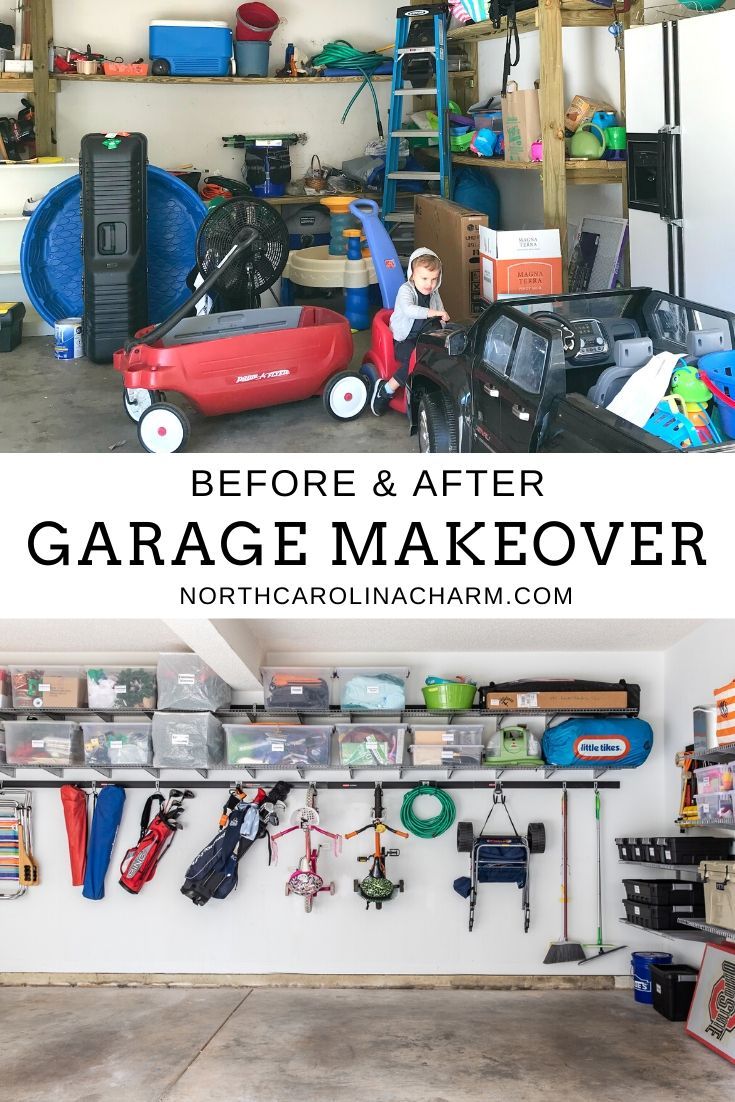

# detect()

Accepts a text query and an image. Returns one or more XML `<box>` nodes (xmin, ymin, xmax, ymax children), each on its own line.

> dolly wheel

<box><xmin>323</xmin><ymin>371</ymin><xmax>369</xmax><ymax>421</ymax></box>
<box><xmin>137</xmin><ymin>402</ymin><xmax>190</xmax><ymax>453</ymax></box>
<box><xmin>353</xmin><ymin>879</ymin><xmax>360</xmax><ymax>893</ymax></box>
<box><xmin>528</xmin><ymin>822</ymin><xmax>546</xmax><ymax>855</ymax></box>
<box><xmin>123</xmin><ymin>386</ymin><xmax>165</xmax><ymax>423</ymax></box>
<box><xmin>457</xmin><ymin>821</ymin><xmax>475</xmax><ymax>853</ymax></box>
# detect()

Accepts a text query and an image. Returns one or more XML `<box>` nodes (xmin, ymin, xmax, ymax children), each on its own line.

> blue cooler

<box><xmin>149</xmin><ymin>20</ymin><xmax>233</xmax><ymax>77</ymax></box>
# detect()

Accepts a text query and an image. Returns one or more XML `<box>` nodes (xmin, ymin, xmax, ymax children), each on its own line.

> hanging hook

<box><xmin>154</xmin><ymin>777</ymin><xmax>160</xmax><ymax>793</ymax></box>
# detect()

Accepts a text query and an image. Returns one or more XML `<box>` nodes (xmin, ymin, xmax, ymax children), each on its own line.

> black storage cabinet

<box><xmin>80</xmin><ymin>132</ymin><xmax>148</xmax><ymax>363</ymax></box>
<box><xmin>649</xmin><ymin>964</ymin><xmax>699</xmax><ymax>1021</ymax></box>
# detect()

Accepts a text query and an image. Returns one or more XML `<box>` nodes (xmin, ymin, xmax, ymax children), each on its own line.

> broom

<box><xmin>578</xmin><ymin>786</ymin><xmax>625</xmax><ymax>964</ymax></box>
<box><xmin>544</xmin><ymin>784</ymin><xmax>586</xmax><ymax>964</ymax></box>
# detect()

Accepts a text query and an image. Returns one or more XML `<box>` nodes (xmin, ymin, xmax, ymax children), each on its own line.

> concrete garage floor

<box><xmin>0</xmin><ymin>331</ymin><xmax>413</xmax><ymax>453</ymax></box>
<box><xmin>3</xmin><ymin>988</ymin><xmax>731</xmax><ymax>1102</ymax></box>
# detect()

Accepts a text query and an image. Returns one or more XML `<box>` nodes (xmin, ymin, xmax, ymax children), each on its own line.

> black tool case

<box><xmin>80</xmin><ymin>132</ymin><xmax>148</xmax><ymax>363</ymax></box>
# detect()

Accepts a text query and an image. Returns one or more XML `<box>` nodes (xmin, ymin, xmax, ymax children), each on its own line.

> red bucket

<box><xmin>236</xmin><ymin>3</ymin><xmax>280</xmax><ymax>41</ymax></box>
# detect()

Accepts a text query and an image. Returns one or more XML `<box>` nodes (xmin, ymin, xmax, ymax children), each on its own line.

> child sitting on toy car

<box><xmin>371</xmin><ymin>248</ymin><xmax>449</xmax><ymax>416</ymax></box>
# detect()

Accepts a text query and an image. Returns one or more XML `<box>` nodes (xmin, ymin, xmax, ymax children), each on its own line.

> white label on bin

<box><xmin>114</xmin><ymin>685</ymin><xmax>127</xmax><ymax>694</ymax></box>
<box><xmin>289</xmin><ymin>686</ymin><xmax>303</xmax><ymax>696</ymax></box>
<box><xmin>673</xmin><ymin>906</ymin><xmax>693</xmax><ymax>913</ymax></box>
<box><xmin>31</xmin><ymin>739</ymin><xmax>45</xmax><ymax>748</ymax></box>
<box><xmin>441</xmin><ymin>750</ymin><xmax>454</xmax><ymax>761</ymax></box>
<box><xmin>38</xmin><ymin>684</ymin><xmax>50</xmax><ymax>693</ymax></box>
<box><xmin>633</xmin><ymin>884</ymin><xmax>640</xmax><ymax>893</ymax></box>
<box><xmin>655</xmin><ymin>984</ymin><xmax>662</xmax><ymax>994</ymax></box>
<box><xmin>366</xmin><ymin>686</ymin><xmax>379</xmax><ymax>695</ymax></box>
<box><xmin>271</xmin><ymin>742</ymin><xmax>285</xmax><ymax>753</ymax></box>
<box><xmin>171</xmin><ymin>733</ymin><xmax>189</xmax><ymax>745</ymax></box>
<box><xmin>178</xmin><ymin>674</ymin><xmax>196</xmax><ymax>685</ymax></box>
<box><xmin>442</xmin><ymin>732</ymin><xmax>455</xmax><ymax>743</ymax></box>
<box><xmin>634</xmin><ymin>905</ymin><xmax>641</xmax><ymax>915</ymax></box>
<box><xmin>110</xmin><ymin>740</ymin><xmax>123</xmax><ymax>749</ymax></box>
<box><xmin>518</xmin><ymin>693</ymin><xmax>538</xmax><ymax>708</ymax></box>
<box><xmin>664</xmin><ymin>850</ymin><xmax>672</xmax><ymax>861</ymax></box>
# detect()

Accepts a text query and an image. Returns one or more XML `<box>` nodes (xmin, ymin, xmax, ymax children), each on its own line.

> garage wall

<box><xmin>0</xmin><ymin>647</ymin><xmax>664</xmax><ymax>976</ymax></box>
<box><xmin>662</xmin><ymin>621</ymin><xmax>735</xmax><ymax>968</ymax></box>
<box><xmin>51</xmin><ymin>0</ymin><xmax>396</xmax><ymax>178</ymax></box>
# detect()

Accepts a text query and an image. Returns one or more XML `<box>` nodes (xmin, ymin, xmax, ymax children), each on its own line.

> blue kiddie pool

<box><xmin>20</xmin><ymin>165</ymin><xmax>206</xmax><ymax>327</ymax></box>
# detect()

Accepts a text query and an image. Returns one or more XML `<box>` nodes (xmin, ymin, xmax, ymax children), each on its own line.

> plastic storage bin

<box><xmin>10</xmin><ymin>667</ymin><xmax>86</xmax><ymax>709</ymax></box>
<box><xmin>224</xmin><ymin>724</ymin><xmax>331</xmax><ymax>767</ymax></box>
<box><xmin>262</xmin><ymin>668</ymin><xmax>333</xmax><ymax>711</ymax></box>
<box><xmin>4</xmin><ymin>721</ymin><xmax>83</xmax><ymax>766</ymax></box>
<box><xmin>639</xmin><ymin>837</ymin><xmax>660</xmax><ymax>862</ymax></box>
<box><xmin>336</xmin><ymin>724</ymin><xmax>405</xmax><ymax>767</ymax></box>
<box><xmin>616</xmin><ymin>837</ymin><xmax>635</xmax><ymax>862</ymax></box>
<box><xmin>86</xmin><ymin>667</ymin><xmax>157</xmax><ymax>711</ymax></box>
<box><xmin>0</xmin><ymin>668</ymin><xmax>10</xmax><ymax>709</ymax></box>
<box><xmin>149</xmin><ymin>21</ymin><xmax>233</xmax><ymax>77</ymax></box>
<box><xmin>82</xmin><ymin>721</ymin><xmax>153</xmax><ymax>767</ymax></box>
<box><xmin>699</xmin><ymin>859</ymin><xmax>735</xmax><ymax>930</ymax></box>
<box><xmin>656</xmin><ymin>835</ymin><xmax>733</xmax><ymax>864</ymax></box>
<box><xmin>622</xmin><ymin>896</ymin><xmax>704</xmax><ymax>930</ymax></box>
<box><xmin>649</xmin><ymin>964</ymin><xmax>699</xmax><ymax>1021</ymax></box>
<box><xmin>629</xmin><ymin>838</ymin><xmax>649</xmax><ymax>863</ymax></box>
<box><xmin>622</xmin><ymin>879</ymin><xmax>704</xmax><ymax>907</ymax></box>
<box><xmin>694</xmin><ymin>764</ymin><xmax>733</xmax><ymax>794</ymax></box>
<box><xmin>157</xmin><ymin>654</ymin><xmax>232</xmax><ymax>712</ymax></box>
<box><xmin>411</xmin><ymin>725</ymin><xmax>484</xmax><ymax>746</ymax></box>
<box><xmin>336</xmin><ymin>667</ymin><xmax>409</xmax><ymax>711</ymax></box>
<box><xmin>695</xmin><ymin>791</ymin><xmax>734</xmax><ymax>822</ymax></box>
<box><xmin>152</xmin><ymin>712</ymin><xmax>225</xmax><ymax>768</ymax></box>
<box><xmin>408</xmin><ymin>744</ymin><xmax>483</xmax><ymax>767</ymax></box>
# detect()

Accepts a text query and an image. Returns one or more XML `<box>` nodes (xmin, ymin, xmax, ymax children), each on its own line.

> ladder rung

<box><xmin>397</xmin><ymin>47</ymin><xmax>437</xmax><ymax>57</ymax></box>
<box><xmin>384</xmin><ymin>212</ymin><xmax>416</xmax><ymax>223</ymax></box>
<box><xmin>390</xmin><ymin>130</ymin><xmax>437</xmax><ymax>139</ymax></box>
<box><xmin>388</xmin><ymin>171</ymin><xmax>441</xmax><ymax>181</ymax></box>
<box><xmin>393</xmin><ymin>87</ymin><xmax>438</xmax><ymax>96</ymax></box>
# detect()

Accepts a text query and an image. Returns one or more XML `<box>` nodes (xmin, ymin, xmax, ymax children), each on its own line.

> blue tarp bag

<box><xmin>82</xmin><ymin>784</ymin><xmax>126</xmax><ymax>900</ymax></box>
<box><xmin>542</xmin><ymin>717</ymin><xmax>653</xmax><ymax>768</ymax></box>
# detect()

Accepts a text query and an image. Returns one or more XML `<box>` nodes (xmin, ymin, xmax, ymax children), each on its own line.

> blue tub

<box><xmin>150</xmin><ymin>21</ymin><xmax>233</xmax><ymax>77</ymax></box>
<box><xmin>699</xmin><ymin>350</ymin><xmax>735</xmax><ymax>438</ymax></box>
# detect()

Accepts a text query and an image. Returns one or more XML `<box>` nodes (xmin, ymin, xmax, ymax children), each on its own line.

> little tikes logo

<box><xmin>706</xmin><ymin>960</ymin><xmax>735</xmax><ymax>1042</ymax></box>
<box><xmin>573</xmin><ymin>734</ymin><xmax>630</xmax><ymax>760</ymax></box>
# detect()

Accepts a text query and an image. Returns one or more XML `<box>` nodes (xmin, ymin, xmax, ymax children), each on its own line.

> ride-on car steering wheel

<box><xmin>530</xmin><ymin>311</ymin><xmax>581</xmax><ymax>361</ymax></box>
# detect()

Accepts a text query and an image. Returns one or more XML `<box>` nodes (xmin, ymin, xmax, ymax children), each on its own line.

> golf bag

<box><xmin>119</xmin><ymin>794</ymin><xmax>175</xmax><ymax>894</ymax></box>
<box><xmin>181</xmin><ymin>781</ymin><xmax>291</xmax><ymax>906</ymax></box>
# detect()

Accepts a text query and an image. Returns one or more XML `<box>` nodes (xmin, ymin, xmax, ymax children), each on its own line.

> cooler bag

<box><xmin>542</xmin><ymin>716</ymin><xmax>654</xmax><ymax>768</ymax></box>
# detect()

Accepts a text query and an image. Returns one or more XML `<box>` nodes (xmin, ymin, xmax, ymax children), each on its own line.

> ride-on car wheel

<box><xmin>323</xmin><ymin>371</ymin><xmax>369</xmax><ymax>421</ymax></box>
<box><xmin>137</xmin><ymin>402</ymin><xmax>190</xmax><ymax>453</ymax></box>
<box><xmin>457</xmin><ymin>821</ymin><xmax>475</xmax><ymax>853</ymax></box>
<box><xmin>417</xmin><ymin>391</ymin><xmax>459</xmax><ymax>453</ymax></box>
<box><xmin>528</xmin><ymin>822</ymin><xmax>546</xmax><ymax>854</ymax></box>
<box><xmin>123</xmin><ymin>387</ymin><xmax>165</xmax><ymax>423</ymax></box>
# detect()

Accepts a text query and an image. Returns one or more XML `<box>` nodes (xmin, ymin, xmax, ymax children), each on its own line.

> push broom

<box><xmin>578</xmin><ymin>785</ymin><xmax>625</xmax><ymax>964</ymax></box>
<box><xmin>544</xmin><ymin>784</ymin><xmax>586</xmax><ymax>964</ymax></box>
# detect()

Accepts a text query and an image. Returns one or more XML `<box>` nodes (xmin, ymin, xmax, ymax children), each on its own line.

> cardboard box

<box><xmin>482</xmin><ymin>690</ymin><xmax>629</xmax><ymax>711</ymax></box>
<box><xmin>40</xmin><ymin>675</ymin><xmax>86</xmax><ymax>708</ymax></box>
<box><xmin>413</xmin><ymin>195</ymin><xmax>488</xmax><ymax>323</ymax></box>
<box><xmin>479</xmin><ymin>225</ymin><xmax>563</xmax><ymax>302</ymax></box>
<box><xmin>565</xmin><ymin>95</ymin><xmax>616</xmax><ymax>134</ymax></box>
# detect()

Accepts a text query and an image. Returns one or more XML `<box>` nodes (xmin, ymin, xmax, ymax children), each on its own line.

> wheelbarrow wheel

<box><xmin>457</xmin><ymin>821</ymin><xmax>475</xmax><ymax>853</ymax></box>
<box><xmin>123</xmin><ymin>386</ymin><xmax>165</xmax><ymax>423</ymax></box>
<box><xmin>528</xmin><ymin>822</ymin><xmax>546</xmax><ymax>854</ymax></box>
<box><xmin>137</xmin><ymin>402</ymin><xmax>190</xmax><ymax>453</ymax></box>
<box><xmin>323</xmin><ymin>371</ymin><xmax>369</xmax><ymax>421</ymax></box>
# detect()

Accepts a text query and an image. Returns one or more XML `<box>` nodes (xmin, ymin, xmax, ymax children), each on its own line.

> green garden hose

<box><xmin>310</xmin><ymin>41</ymin><xmax>388</xmax><ymax>137</ymax></box>
<box><xmin>400</xmin><ymin>785</ymin><xmax>456</xmax><ymax>838</ymax></box>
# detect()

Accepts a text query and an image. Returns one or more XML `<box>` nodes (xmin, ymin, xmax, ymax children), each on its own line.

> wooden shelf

<box><xmin>448</xmin><ymin>2</ymin><xmax>613</xmax><ymax>42</ymax></box>
<box><xmin>55</xmin><ymin>73</ymin><xmax>393</xmax><ymax>87</ymax></box>
<box><xmin>447</xmin><ymin>152</ymin><xmax>624</xmax><ymax>185</ymax></box>
<box><xmin>0</xmin><ymin>78</ymin><xmax>36</xmax><ymax>94</ymax></box>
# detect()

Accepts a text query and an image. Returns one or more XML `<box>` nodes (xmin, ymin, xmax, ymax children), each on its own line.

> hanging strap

<box><xmin>502</xmin><ymin>2</ymin><xmax>521</xmax><ymax>96</ymax></box>
<box><xmin>139</xmin><ymin>793</ymin><xmax>164</xmax><ymax>840</ymax></box>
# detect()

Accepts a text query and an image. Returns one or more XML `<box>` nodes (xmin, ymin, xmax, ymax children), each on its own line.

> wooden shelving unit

<box><xmin>55</xmin><ymin>72</ymin><xmax>394</xmax><ymax>87</ymax></box>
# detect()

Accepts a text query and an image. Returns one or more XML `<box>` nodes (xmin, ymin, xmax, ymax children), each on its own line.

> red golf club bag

<box><xmin>119</xmin><ymin>794</ymin><xmax>175</xmax><ymax>894</ymax></box>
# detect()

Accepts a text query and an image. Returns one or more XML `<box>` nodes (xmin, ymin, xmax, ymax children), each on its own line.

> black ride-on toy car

<box><xmin>453</xmin><ymin>789</ymin><xmax>545</xmax><ymax>932</ymax></box>
<box><xmin>406</xmin><ymin>287</ymin><xmax>735</xmax><ymax>453</ymax></box>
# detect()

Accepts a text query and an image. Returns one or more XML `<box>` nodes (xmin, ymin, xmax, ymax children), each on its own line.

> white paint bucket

<box><xmin>54</xmin><ymin>317</ymin><xmax>83</xmax><ymax>360</ymax></box>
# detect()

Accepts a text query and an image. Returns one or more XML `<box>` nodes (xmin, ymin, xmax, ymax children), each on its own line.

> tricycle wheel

<box><xmin>323</xmin><ymin>371</ymin><xmax>368</xmax><ymax>421</ymax></box>
<box><xmin>398</xmin><ymin>880</ymin><xmax>405</xmax><ymax>893</ymax></box>
<box><xmin>151</xmin><ymin>59</ymin><xmax>170</xmax><ymax>76</ymax></box>
<box><xmin>457</xmin><ymin>821</ymin><xmax>475</xmax><ymax>853</ymax></box>
<box><xmin>137</xmin><ymin>402</ymin><xmax>190</xmax><ymax>453</ymax></box>
<box><xmin>417</xmin><ymin>391</ymin><xmax>458</xmax><ymax>453</ymax></box>
<box><xmin>528</xmin><ymin>822</ymin><xmax>546</xmax><ymax>854</ymax></box>
<box><xmin>123</xmin><ymin>387</ymin><xmax>165</xmax><ymax>424</ymax></box>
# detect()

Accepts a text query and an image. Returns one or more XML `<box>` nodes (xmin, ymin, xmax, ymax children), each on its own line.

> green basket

<box><xmin>422</xmin><ymin>682</ymin><xmax>477</xmax><ymax>710</ymax></box>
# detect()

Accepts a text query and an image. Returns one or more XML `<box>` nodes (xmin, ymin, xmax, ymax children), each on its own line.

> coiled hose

<box><xmin>400</xmin><ymin>785</ymin><xmax>456</xmax><ymax>838</ymax></box>
<box><xmin>310</xmin><ymin>40</ymin><xmax>388</xmax><ymax>137</ymax></box>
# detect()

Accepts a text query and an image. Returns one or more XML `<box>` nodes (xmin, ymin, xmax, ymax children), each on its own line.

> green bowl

<box><xmin>422</xmin><ymin>682</ymin><xmax>477</xmax><ymax>710</ymax></box>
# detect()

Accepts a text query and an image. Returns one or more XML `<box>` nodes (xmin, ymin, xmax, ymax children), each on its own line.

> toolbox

<box><xmin>623</xmin><ymin>878</ymin><xmax>704</xmax><ymax>907</ymax></box>
<box><xmin>622</xmin><ymin>896</ymin><xmax>705</xmax><ymax>930</ymax></box>
<box><xmin>149</xmin><ymin>21</ymin><xmax>233</xmax><ymax>77</ymax></box>
<box><xmin>649</xmin><ymin>964</ymin><xmax>699</xmax><ymax>1022</ymax></box>
<box><xmin>0</xmin><ymin>301</ymin><xmax>24</xmax><ymax>352</ymax></box>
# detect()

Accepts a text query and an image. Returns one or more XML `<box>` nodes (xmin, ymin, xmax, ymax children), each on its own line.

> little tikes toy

<box><xmin>346</xmin><ymin>784</ymin><xmax>408</xmax><ymax>909</ymax></box>
<box><xmin>114</xmin><ymin>197</ymin><xmax>364</xmax><ymax>451</ymax></box>
<box><xmin>119</xmin><ymin>788</ymin><xmax>193</xmax><ymax>895</ymax></box>
<box><xmin>541</xmin><ymin>716</ymin><xmax>654</xmax><ymax>769</ymax></box>
<box><xmin>454</xmin><ymin>787</ymin><xmax>545</xmax><ymax>933</ymax></box>
<box><xmin>271</xmin><ymin>785</ymin><xmax>341</xmax><ymax>912</ymax></box>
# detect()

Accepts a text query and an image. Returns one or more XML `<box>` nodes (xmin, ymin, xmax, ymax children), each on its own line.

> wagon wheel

<box><xmin>137</xmin><ymin>402</ymin><xmax>190</xmax><ymax>453</ymax></box>
<box><xmin>323</xmin><ymin>371</ymin><xmax>369</xmax><ymax>421</ymax></box>
<box><xmin>123</xmin><ymin>387</ymin><xmax>165</xmax><ymax>423</ymax></box>
<box><xmin>528</xmin><ymin>822</ymin><xmax>546</xmax><ymax>854</ymax></box>
<box><xmin>457</xmin><ymin>821</ymin><xmax>475</xmax><ymax>853</ymax></box>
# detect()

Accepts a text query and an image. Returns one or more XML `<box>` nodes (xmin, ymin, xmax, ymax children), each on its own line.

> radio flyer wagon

<box><xmin>454</xmin><ymin>788</ymin><xmax>545</xmax><ymax>932</ymax></box>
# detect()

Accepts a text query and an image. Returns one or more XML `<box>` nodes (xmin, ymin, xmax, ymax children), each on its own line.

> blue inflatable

<box><xmin>542</xmin><ymin>717</ymin><xmax>653</xmax><ymax>769</ymax></box>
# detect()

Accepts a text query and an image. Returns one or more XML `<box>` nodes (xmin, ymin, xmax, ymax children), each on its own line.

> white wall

<box><xmin>0</xmin><ymin>646</ymin><xmax>664</xmax><ymax>976</ymax></box>
<box><xmin>476</xmin><ymin>27</ymin><xmax>624</xmax><ymax>231</ymax></box>
<box><xmin>663</xmin><ymin>620</ymin><xmax>735</xmax><ymax>967</ymax></box>
<box><xmin>51</xmin><ymin>0</ymin><xmax>396</xmax><ymax>176</ymax></box>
